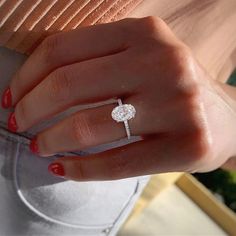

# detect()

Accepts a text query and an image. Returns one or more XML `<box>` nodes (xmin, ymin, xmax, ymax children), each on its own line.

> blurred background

<box><xmin>194</xmin><ymin>169</ymin><xmax>236</xmax><ymax>213</ymax></box>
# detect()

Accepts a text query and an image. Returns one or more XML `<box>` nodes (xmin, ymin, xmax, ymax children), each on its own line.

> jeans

<box><xmin>0</xmin><ymin>46</ymin><xmax>150</xmax><ymax>236</ymax></box>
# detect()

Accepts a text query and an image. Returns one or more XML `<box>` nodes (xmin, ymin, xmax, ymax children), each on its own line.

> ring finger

<box><xmin>31</xmin><ymin>98</ymin><xmax>142</xmax><ymax>157</ymax></box>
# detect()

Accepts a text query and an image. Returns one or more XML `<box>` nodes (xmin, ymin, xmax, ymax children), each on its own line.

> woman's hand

<box><xmin>2</xmin><ymin>16</ymin><xmax>236</xmax><ymax>181</ymax></box>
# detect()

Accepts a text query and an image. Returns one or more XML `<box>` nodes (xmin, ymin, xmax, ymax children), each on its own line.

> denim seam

<box><xmin>0</xmin><ymin>127</ymin><xmax>30</xmax><ymax>145</ymax></box>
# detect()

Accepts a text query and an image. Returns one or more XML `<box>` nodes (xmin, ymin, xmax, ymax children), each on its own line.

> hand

<box><xmin>2</xmin><ymin>17</ymin><xmax>236</xmax><ymax>181</ymax></box>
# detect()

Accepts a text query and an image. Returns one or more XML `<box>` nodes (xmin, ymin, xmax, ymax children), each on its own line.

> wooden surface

<box><xmin>126</xmin><ymin>172</ymin><xmax>184</xmax><ymax>222</ymax></box>
<box><xmin>118</xmin><ymin>184</ymin><xmax>227</xmax><ymax>236</ymax></box>
<box><xmin>177</xmin><ymin>173</ymin><xmax>236</xmax><ymax>236</ymax></box>
<box><xmin>122</xmin><ymin>173</ymin><xmax>236</xmax><ymax>235</ymax></box>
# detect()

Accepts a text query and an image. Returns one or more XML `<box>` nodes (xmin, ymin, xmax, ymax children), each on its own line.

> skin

<box><xmin>4</xmin><ymin>0</ymin><xmax>236</xmax><ymax>180</ymax></box>
<box><xmin>133</xmin><ymin>0</ymin><xmax>236</xmax><ymax>170</ymax></box>
<box><xmin>130</xmin><ymin>0</ymin><xmax>236</xmax><ymax>82</ymax></box>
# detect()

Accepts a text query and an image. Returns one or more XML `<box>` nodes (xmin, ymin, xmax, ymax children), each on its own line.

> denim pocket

<box><xmin>0</xmin><ymin>127</ymin><xmax>150</xmax><ymax>236</ymax></box>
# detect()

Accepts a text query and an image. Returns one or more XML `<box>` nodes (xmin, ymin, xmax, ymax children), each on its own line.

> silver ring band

<box><xmin>111</xmin><ymin>98</ymin><xmax>136</xmax><ymax>140</ymax></box>
<box><xmin>124</xmin><ymin>120</ymin><xmax>131</xmax><ymax>139</ymax></box>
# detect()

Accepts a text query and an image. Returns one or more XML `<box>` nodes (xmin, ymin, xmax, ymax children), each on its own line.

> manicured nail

<box><xmin>1</xmin><ymin>87</ymin><xmax>12</xmax><ymax>109</ymax></box>
<box><xmin>30</xmin><ymin>137</ymin><xmax>39</xmax><ymax>154</ymax></box>
<box><xmin>8</xmin><ymin>112</ymin><xmax>18</xmax><ymax>132</ymax></box>
<box><xmin>48</xmin><ymin>163</ymin><xmax>65</xmax><ymax>177</ymax></box>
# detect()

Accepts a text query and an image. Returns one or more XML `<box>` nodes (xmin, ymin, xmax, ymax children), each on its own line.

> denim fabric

<box><xmin>0</xmin><ymin>46</ymin><xmax>150</xmax><ymax>236</ymax></box>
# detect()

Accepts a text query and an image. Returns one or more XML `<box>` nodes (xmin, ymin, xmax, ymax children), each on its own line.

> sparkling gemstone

<box><xmin>111</xmin><ymin>104</ymin><xmax>136</xmax><ymax>122</ymax></box>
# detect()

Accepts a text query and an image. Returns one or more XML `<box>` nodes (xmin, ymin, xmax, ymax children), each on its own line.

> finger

<box><xmin>13</xmin><ymin>52</ymin><xmax>135</xmax><ymax>132</ymax></box>
<box><xmin>31</xmin><ymin>102</ymin><xmax>141</xmax><ymax>157</ymax></box>
<box><xmin>47</xmin><ymin>134</ymin><xmax>202</xmax><ymax>181</ymax></box>
<box><xmin>29</xmin><ymin>90</ymin><xmax>203</xmax><ymax>157</ymax></box>
<box><xmin>12</xmin><ymin>50</ymin><xmax>201</xmax><ymax>134</ymax></box>
<box><xmin>9</xmin><ymin>18</ymin><xmax>134</xmax><ymax>105</ymax></box>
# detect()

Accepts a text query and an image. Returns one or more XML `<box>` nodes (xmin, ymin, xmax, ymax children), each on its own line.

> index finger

<box><xmin>7</xmin><ymin>19</ymin><xmax>134</xmax><ymax>106</ymax></box>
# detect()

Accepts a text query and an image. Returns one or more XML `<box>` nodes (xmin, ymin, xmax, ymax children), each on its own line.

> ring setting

<box><xmin>111</xmin><ymin>99</ymin><xmax>136</xmax><ymax>139</ymax></box>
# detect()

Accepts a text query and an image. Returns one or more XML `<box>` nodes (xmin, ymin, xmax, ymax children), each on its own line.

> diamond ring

<box><xmin>111</xmin><ymin>98</ymin><xmax>136</xmax><ymax>139</ymax></box>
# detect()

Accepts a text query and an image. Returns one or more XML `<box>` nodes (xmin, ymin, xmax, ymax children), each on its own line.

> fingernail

<box><xmin>30</xmin><ymin>137</ymin><xmax>39</xmax><ymax>154</ymax></box>
<box><xmin>8</xmin><ymin>112</ymin><xmax>18</xmax><ymax>132</ymax></box>
<box><xmin>48</xmin><ymin>163</ymin><xmax>65</xmax><ymax>177</ymax></box>
<box><xmin>1</xmin><ymin>87</ymin><xmax>12</xmax><ymax>109</ymax></box>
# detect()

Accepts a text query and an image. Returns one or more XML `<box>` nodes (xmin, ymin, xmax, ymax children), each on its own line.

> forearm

<box><xmin>131</xmin><ymin>0</ymin><xmax>236</xmax><ymax>82</ymax></box>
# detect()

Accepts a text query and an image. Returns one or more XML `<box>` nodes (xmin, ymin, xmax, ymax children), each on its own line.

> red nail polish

<box><xmin>2</xmin><ymin>87</ymin><xmax>12</xmax><ymax>109</ymax></box>
<box><xmin>8</xmin><ymin>112</ymin><xmax>18</xmax><ymax>132</ymax></box>
<box><xmin>48</xmin><ymin>163</ymin><xmax>65</xmax><ymax>177</ymax></box>
<box><xmin>30</xmin><ymin>137</ymin><xmax>39</xmax><ymax>154</ymax></box>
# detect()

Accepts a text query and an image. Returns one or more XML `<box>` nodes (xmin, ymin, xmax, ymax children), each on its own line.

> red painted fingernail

<box><xmin>1</xmin><ymin>87</ymin><xmax>12</xmax><ymax>109</ymax></box>
<box><xmin>48</xmin><ymin>163</ymin><xmax>65</xmax><ymax>177</ymax></box>
<box><xmin>30</xmin><ymin>137</ymin><xmax>39</xmax><ymax>154</ymax></box>
<box><xmin>8</xmin><ymin>112</ymin><xmax>18</xmax><ymax>132</ymax></box>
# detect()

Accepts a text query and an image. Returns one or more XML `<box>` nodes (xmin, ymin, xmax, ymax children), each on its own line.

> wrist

<box><xmin>212</xmin><ymin>80</ymin><xmax>236</xmax><ymax>159</ymax></box>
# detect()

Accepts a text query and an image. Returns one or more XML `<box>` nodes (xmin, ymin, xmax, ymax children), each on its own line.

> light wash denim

<box><xmin>0</xmin><ymin>46</ymin><xmax>150</xmax><ymax>236</ymax></box>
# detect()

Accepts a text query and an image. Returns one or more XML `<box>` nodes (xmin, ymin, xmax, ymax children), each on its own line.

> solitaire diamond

<box><xmin>111</xmin><ymin>104</ymin><xmax>136</xmax><ymax>122</ymax></box>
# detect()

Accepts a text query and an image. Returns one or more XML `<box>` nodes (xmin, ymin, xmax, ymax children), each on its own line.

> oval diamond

<box><xmin>111</xmin><ymin>104</ymin><xmax>136</xmax><ymax>122</ymax></box>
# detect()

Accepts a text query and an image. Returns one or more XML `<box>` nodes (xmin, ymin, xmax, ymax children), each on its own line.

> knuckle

<box><xmin>127</xmin><ymin>16</ymin><xmax>166</xmax><ymax>42</ymax></box>
<box><xmin>139</xmin><ymin>16</ymin><xmax>166</xmax><ymax>34</ymax></box>
<box><xmin>168</xmin><ymin>46</ymin><xmax>199</xmax><ymax>95</ymax></box>
<box><xmin>170</xmin><ymin>46</ymin><xmax>193</xmax><ymax>77</ymax></box>
<box><xmin>187</xmin><ymin>121</ymin><xmax>213</xmax><ymax>167</ymax></box>
<box><xmin>40</xmin><ymin>34</ymin><xmax>60</xmax><ymax>63</ymax></box>
<box><xmin>49</xmin><ymin>68</ymin><xmax>72</xmax><ymax>103</ymax></box>
<box><xmin>184</xmin><ymin>83</ymin><xmax>201</xmax><ymax>109</ymax></box>
<box><xmin>71</xmin><ymin>113</ymin><xmax>96</xmax><ymax>147</ymax></box>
